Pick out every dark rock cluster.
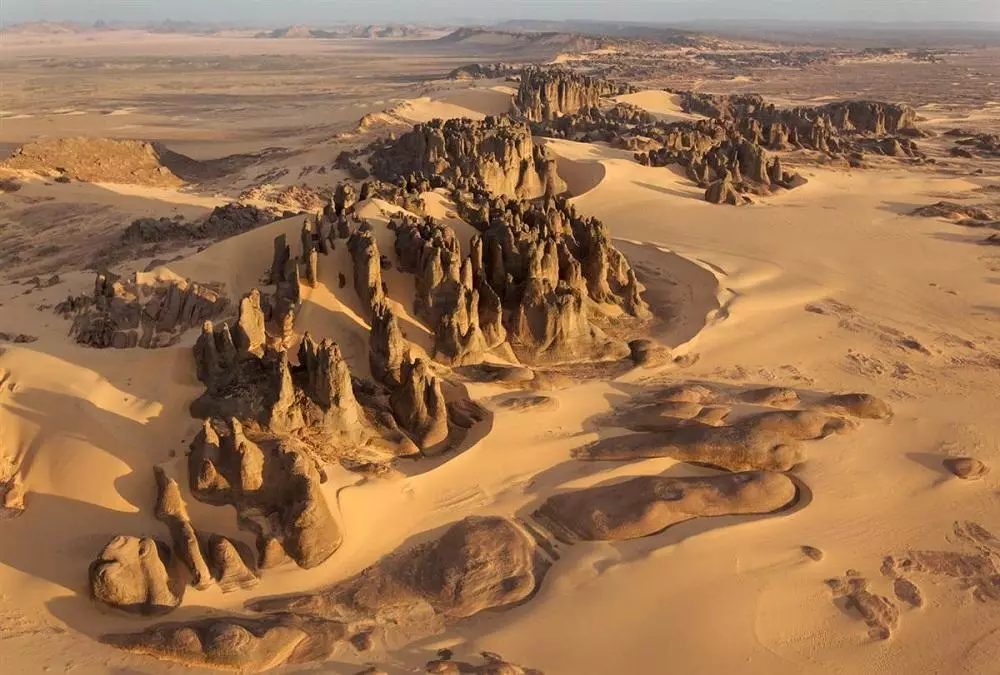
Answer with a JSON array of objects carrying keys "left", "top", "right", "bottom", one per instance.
[
  {"left": 57, "top": 271, "right": 229, "bottom": 349},
  {"left": 369, "top": 116, "right": 566, "bottom": 199},
  {"left": 512, "top": 67, "right": 629, "bottom": 122},
  {"left": 384, "top": 187, "right": 649, "bottom": 367},
  {"left": 100, "top": 516, "right": 540, "bottom": 672},
  {"left": 446, "top": 62, "right": 522, "bottom": 80}
]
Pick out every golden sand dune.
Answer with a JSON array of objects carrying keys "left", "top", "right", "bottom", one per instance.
[{"left": 1, "top": 28, "right": 1000, "bottom": 675}]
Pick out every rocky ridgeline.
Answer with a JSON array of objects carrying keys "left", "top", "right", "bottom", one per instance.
[
  {"left": 512, "top": 67, "right": 629, "bottom": 122},
  {"left": 367, "top": 186, "right": 648, "bottom": 367},
  {"left": 369, "top": 116, "right": 565, "bottom": 199},
  {"left": 677, "top": 92, "right": 924, "bottom": 157},
  {"left": 446, "top": 62, "right": 522, "bottom": 80},
  {"left": 56, "top": 272, "right": 229, "bottom": 349}
]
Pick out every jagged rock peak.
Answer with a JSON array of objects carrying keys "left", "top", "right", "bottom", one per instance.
[
  {"left": 189, "top": 418, "right": 342, "bottom": 569},
  {"left": 56, "top": 271, "right": 228, "bottom": 350},
  {"left": 347, "top": 225, "right": 386, "bottom": 314},
  {"left": 369, "top": 298, "right": 408, "bottom": 387},
  {"left": 513, "top": 67, "right": 625, "bottom": 122},
  {"left": 390, "top": 358, "right": 449, "bottom": 454},
  {"left": 370, "top": 116, "right": 566, "bottom": 199},
  {"left": 153, "top": 466, "right": 213, "bottom": 590}
]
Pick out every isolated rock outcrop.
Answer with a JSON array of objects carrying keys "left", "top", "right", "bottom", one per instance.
[
  {"left": 390, "top": 358, "right": 449, "bottom": 453},
  {"left": 154, "top": 467, "right": 213, "bottom": 590},
  {"left": 369, "top": 298, "right": 408, "bottom": 387},
  {"left": 370, "top": 116, "right": 566, "bottom": 199},
  {"left": 101, "top": 517, "right": 537, "bottom": 671},
  {"left": 513, "top": 68, "right": 623, "bottom": 122},
  {"left": 58, "top": 271, "right": 229, "bottom": 349},
  {"left": 348, "top": 226, "right": 386, "bottom": 314},
  {"left": 534, "top": 471, "right": 797, "bottom": 541},
  {"left": 101, "top": 615, "right": 343, "bottom": 673},
  {"left": 89, "top": 536, "right": 184, "bottom": 615},
  {"left": 247, "top": 516, "right": 538, "bottom": 637},
  {"left": 209, "top": 535, "right": 259, "bottom": 593},
  {"left": 188, "top": 418, "right": 342, "bottom": 569}
]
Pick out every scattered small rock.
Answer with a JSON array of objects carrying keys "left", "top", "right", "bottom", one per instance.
[
  {"left": 802, "top": 545, "right": 825, "bottom": 562},
  {"left": 944, "top": 457, "right": 989, "bottom": 481}
]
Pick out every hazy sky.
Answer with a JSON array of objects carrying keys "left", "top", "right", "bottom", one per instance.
[{"left": 4, "top": 0, "right": 1000, "bottom": 25}]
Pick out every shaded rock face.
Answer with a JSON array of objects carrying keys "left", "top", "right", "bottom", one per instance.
[
  {"left": 512, "top": 68, "right": 624, "bottom": 122},
  {"left": 370, "top": 116, "right": 566, "bottom": 199},
  {"left": 89, "top": 536, "right": 184, "bottom": 615},
  {"left": 192, "top": 288, "right": 410, "bottom": 466},
  {"left": 509, "top": 278, "right": 624, "bottom": 364},
  {"left": 390, "top": 358, "right": 449, "bottom": 454},
  {"left": 369, "top": 298, "right": 408, "bottom": 387},
  {"left": 101, "top": 615, "right": 344, "bottom": 673},
  {"left": 348, "top": 226, "right": 386, "bottom": 315},
  {"left": 189, "top": 418, "right": 342, "bottom": 569},
  {"left": 385, "top": 189, "right": 648, "bottom": 367},
  {"left": 248, "top": 515, "right": 538, "bottom": 634},
  {"left": 57, "top": 272, "right": 228, "bottom": 349},
  {"left": 534, "top": 471, "right": 797, "bottom": 542},
  {"left": 154, "top": 467, "right": 213, "bottom": 590},
  {"left": 101, "top": 517, "right": 537, "bottom": 672}
]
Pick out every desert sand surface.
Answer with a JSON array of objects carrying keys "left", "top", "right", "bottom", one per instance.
[{"left": 2, "top": 23, "right": 1000, "bottom": 675}]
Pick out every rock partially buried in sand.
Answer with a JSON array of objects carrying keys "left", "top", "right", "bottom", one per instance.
[
  {"left": 817, "top": 393, "right": 892, "bottom": 420},
  {"left": 426, "top": 652, "right": 545, "bottom": 675},
  {"left": 189, "top": 419, "right": 342, "bottom": 570},
  {"left": 577, "top": 410, "right": 851, "bottom": 471},
  {"left": 944, "top": 457, "right": 989, "bottom": 481},
  {"left": 209, "top": 535, "right": 259, "bottom": 593},
  {"left": 89, "top": 536, "right": 184, "bottom": 616},
  {"left": 101, "top": 614, "right": 345, "bottom": 673},
  {"left": 534, "top": 471, "right": 797, "bottom": 542},
  {"left": 247, "top": 516, "right": 538, "bottom": 641},
  {"left": 154, "top": 467, "right": 213, "bottom": 590},
  {"left": 826, "top": 573, "right": 899, "bottom": 641}
]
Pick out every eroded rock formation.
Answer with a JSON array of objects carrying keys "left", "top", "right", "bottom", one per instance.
[
  {"left": 57, "top": 271, "right": 228, "bottom": 349},
  {"left": 188, "top": 417, "right": 342, "bottom": 569},
  {"left": 369, "top": 116, "right": 566, "bottom": 199},
  {"left": 534, "top": 471, "right": 797, "bottom": 542},
  {"left": 89, "top": 536, "right": 184, "bottom": 615},
  {"left": 512, "top": 67, "right": 624, "bottom": 122}
]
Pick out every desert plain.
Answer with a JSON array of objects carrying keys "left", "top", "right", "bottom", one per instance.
[{"left": 1, "top": 20, "right": 1000, "bottom": 675}]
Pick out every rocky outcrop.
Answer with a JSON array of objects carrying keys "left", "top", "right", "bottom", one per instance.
[
  {"left": 101, "top": 615, "right": 343, "bottom": 673},
  {"left": 154, "top": 467, "right": 212, "bottom": 590},
  {"left": 509, "top": 278, "right": 625, "bottom": 364},
  {"left": 348, "top": 226, "right": 386, "bottom": 314},
  {"left": 101, "top": 517, "right": 538, "bottom": 671},
  {"left": 512, "top": 68, "right": 623, "bottom": 122},
  {"left": 447, "top": 62, "right": 521, "bottom": 80},
  {"left": 369, "top": 116, "right": 566, "bottom": 199},
  {"left": 248, "top": 516, "right": 538, "bottom": 634},
  {"left": 209, "top": 535, "right": 259, "bottom": 592},
  {"left": 89, "top": 536, "right": 184, "bottom": 615},
  {"left": 57, "top": 271, "right": 229, "bottom": 349},
  {"left": 188, "top": 417, "right": 342, "bottom": 569},
  {"left": 534, "top": 471, "right": 797, "bottom": 542},
  {"left": 390, "top": 358, "right": 449, "bottom": 454},
  {"left": 369, "top": 298, "right": 408, "bottom": 387}
]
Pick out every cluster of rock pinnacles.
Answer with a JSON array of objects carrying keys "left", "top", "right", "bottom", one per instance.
[{"left": 82, "top": 69, "right": 906, "bottom": 672}]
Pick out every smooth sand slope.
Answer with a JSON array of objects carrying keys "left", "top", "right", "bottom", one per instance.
[{"left": 1, "top": 82, "right": 1000, "bottom": 675}]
